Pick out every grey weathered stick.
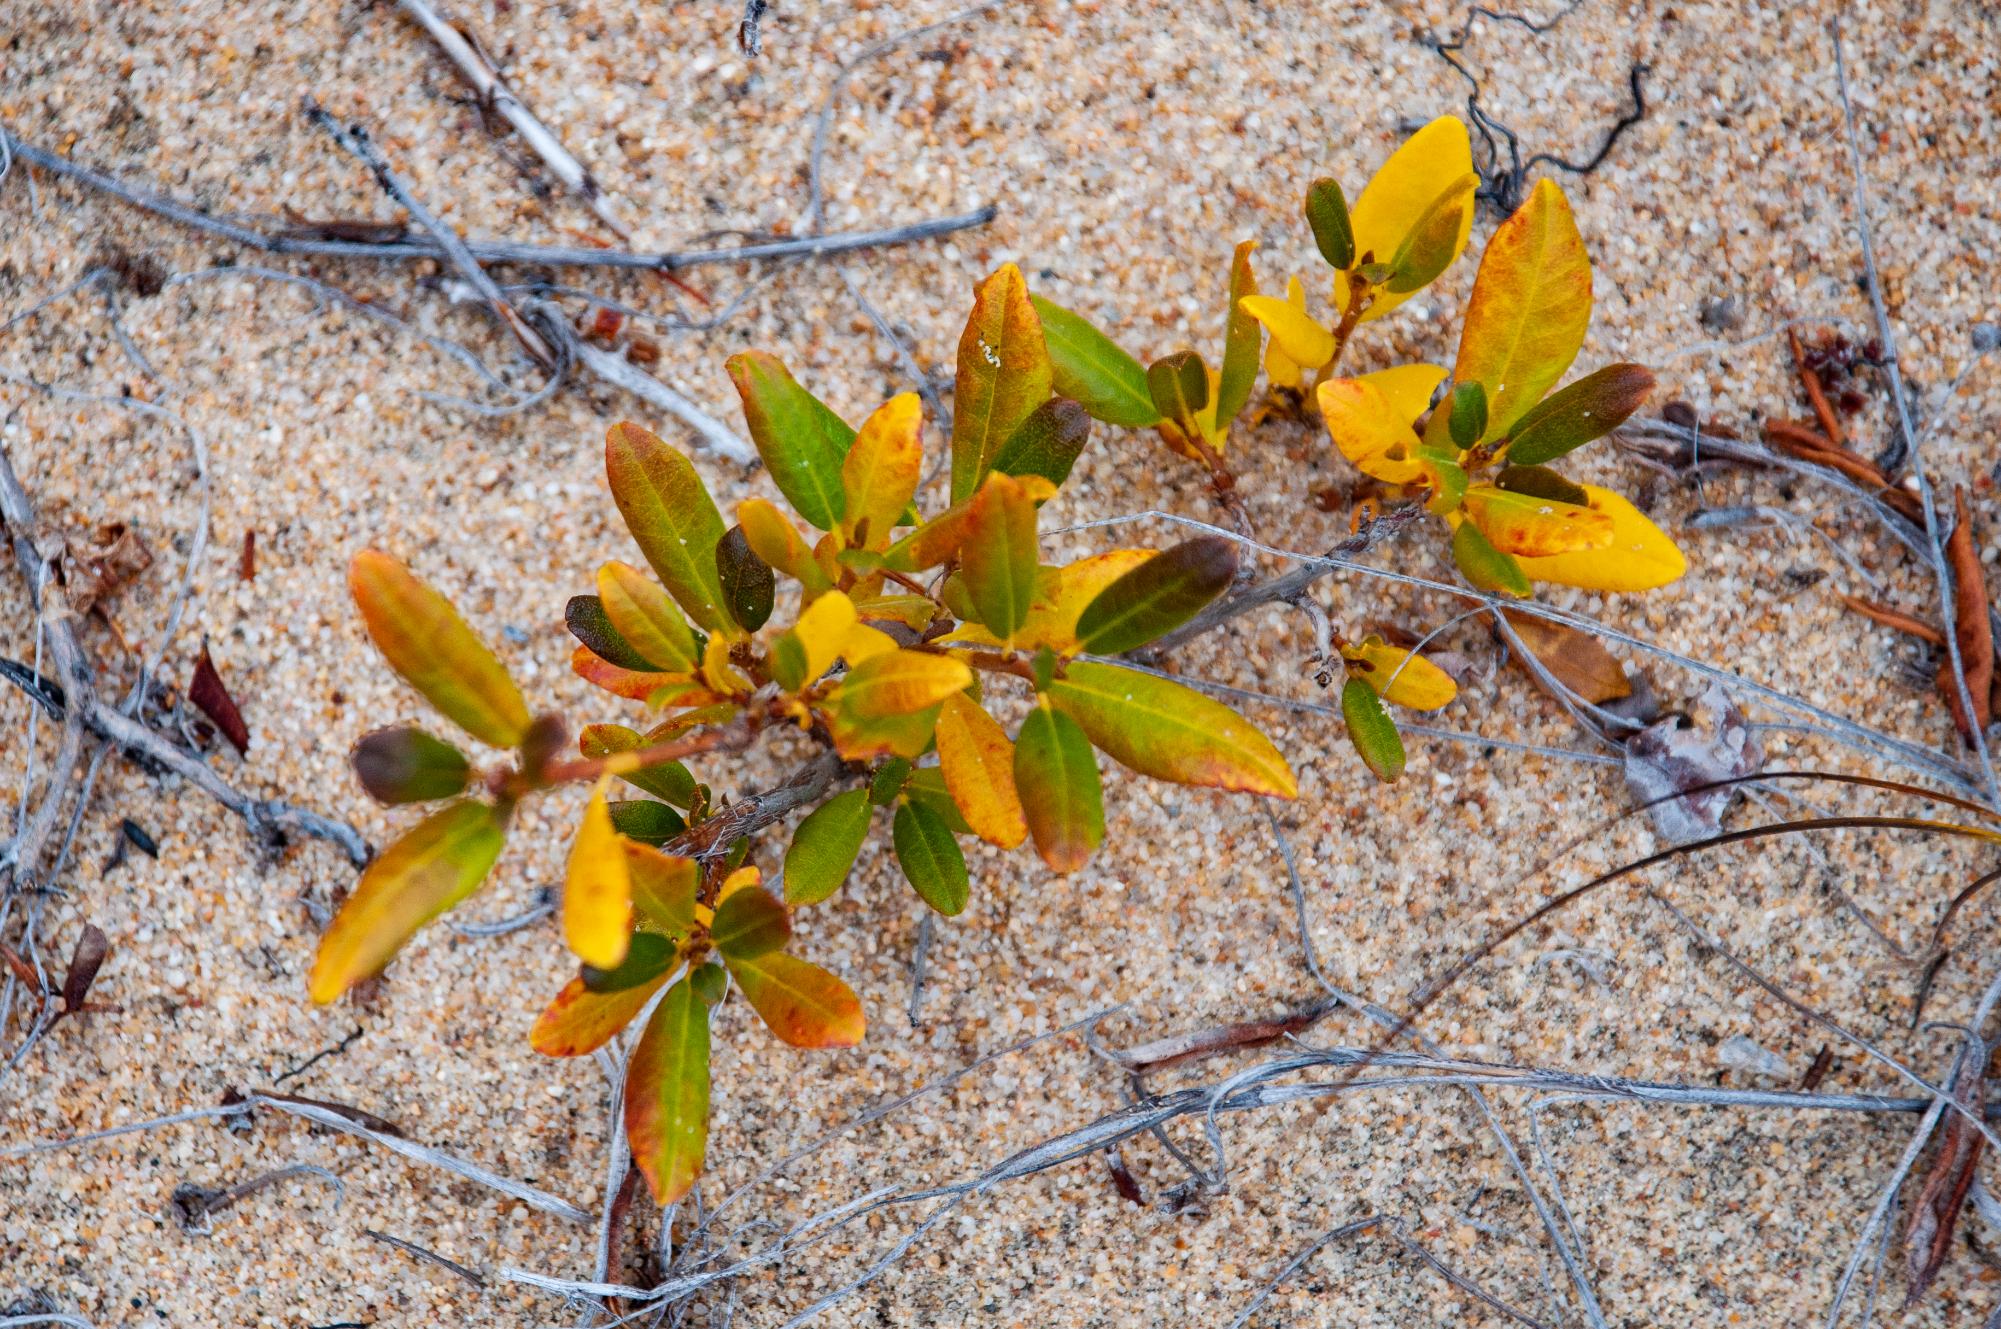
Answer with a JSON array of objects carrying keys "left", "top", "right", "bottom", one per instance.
[
  {"left": 0, "top": 128, "right": 993, "bottom": 273},
  {"left": 304, "top": 102, "right": 557, "bottom": 370},
  {"left": 365, "top": 1226, "right": 488, "bottom": 1287},
  {"left": 563, "top": 331, "right": 756, "bottom": 465},
  {"left": 395, "top": 0, "right": 631, "bottom": 241}
]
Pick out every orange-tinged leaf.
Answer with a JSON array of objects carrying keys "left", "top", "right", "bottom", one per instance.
[
  {"left": 309, "top": 799, "right": 505, "bottom": 1002},
  {"left": 1014, "top": 704, "right": 1103, "bottom": 873},
  {"left": 737, "top": 497, "right": 831, "bottom": 594},
  {"left": 951, "top": 263, "right": 1052, "bottom": 502},
  {"left": 626, "top": 841, "right": 698, "bottom": 935},
  {"left": 841, "top": 392, "right": 924, "bottom": 551},
  {"left": 851, "top": 594, "right": 941, "bottom": 632},
  {"left": 530, "top": 970, "right": 672, "bottom": 1057},
  {"left": 885, "top": 496, "right": 978, "bottom": 572},
  {"left": 1340, "top": 635, "right": 1458, "bottom": 711},
  {"left": 837, "top": 650, "right": 973, "bottom": 719},
  {"left": 604, "top": 422, "right": 733, "bottom": 634},
  {"left": 564, "top": 785, "right": 632, "bottom": 970},
  {"left": 1316, "top": 377, "right": 1429, "bottom": 485},
  {"left": 625, "top": 977, "right": 710, "bottom": 1203},
  {"left": 1462, "top": 484, "right": 1615, "bottom": 558},
  {"left": 597, "top": 561, "right": 699, "bottom": 672},
  {"left": 1340, "top": 114, "right": 1476, "bottom": 322},
  {"left": 1511, "top": 484, "right": 1688, "bottom": 592},
  {"left": 959, "top": 473, "right": 1039, "bottom": 640},
  {"left": 1238, "top": 294, "right": 1333, "bottom": 371},
  {"left": 1452, "top": 178, "right": 1592, "bottom": 438},
  {"left": 1047, "top": 662, "right": 1296, "bottom": 797},
  {"left": 349, "top": 551, "right": 530, "bottom": 748},
  {"left": 572, "top": 645, "right": 688, "bottom": 702},
  {"left": 826, "top": 701, "right": 943, "bottom": 762},
  {"left": 936, "top": 692, "right": 1026, "bottom": 848},
  {"left": 725, "top": 950, "right": 865, "bottom": 1048}
]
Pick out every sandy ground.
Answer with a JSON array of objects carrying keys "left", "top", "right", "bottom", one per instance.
[{"left": 3, "top": 0, "right": 2001, "bottom": 1324}]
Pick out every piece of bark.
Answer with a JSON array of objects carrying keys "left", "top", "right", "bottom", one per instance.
[
  {"left": 1903, "top": 1041, "right": 1989, "bottom": 1306},
  {"left": 59, "top": 924, "right": 109, "bottom": 1013}
]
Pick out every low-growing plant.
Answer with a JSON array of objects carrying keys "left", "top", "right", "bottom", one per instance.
[
  {"left": 1031, "top": 115, "right": 1684, "bottom": 775},
  {"left": 310, "top": 113, "right": 1684, "bottom": 1205}
]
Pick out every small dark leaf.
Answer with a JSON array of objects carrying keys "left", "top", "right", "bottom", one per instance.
[
  {"left": 1304, "top": 177, "right": 1355, "bottom": 270},
  {"left": 1447, "top": 382, "right": 1487, "bottom": 450},
  {"left": 608, "top": 799, "right": 687, "bottom": 845},
  {"left": 711, "top": 887, "right": 791, "bottom": 959},
  {"left": 1341, "top": 677, "right": 1405, "bottom": 782},
  {"left": 61, "top": 924, "right": 110, "bottom": 1013},
  {"left": 581, "top": 931, "right": 678, "bottom": 993},
  {"left": 190, "top": 644, "right": 250, "bottom": 754},
  {"left": 716, "top": 525, "right": 776, "bottom": 632},
  {"left": 1503, "top": 363, "right": 1657, "bottom": 466},
  {"left": 990, "top": 399, "right": 1092, "bottom": 489},
  {"left": 516, "top": 712, "right": 569, "bottom": 781},
  {"left": 564, "top": 595, "right": 662, "bottom": 672},
  {"left": 351, "top": 726, "right": 473, "bottom": 805},
  {"left": 1146, "top": 351, "right": 1209, "bottom": 434},
  {"left": 1495, "top": 464, "right": 1590, "bottom": 507},
  {"left": 892, "top": 800, "right": 970, "bottom": 916},
  {"left": 1075, "top": 535, "right": 1238, "bottom": 655},
  {"left": 121, "top": 819, "right": 159, "bottom": 859}
]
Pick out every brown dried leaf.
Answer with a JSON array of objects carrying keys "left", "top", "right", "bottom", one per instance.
[
  {"left": 60, "top": 521, "right": 152, "bottom": 613},
  {"left": 1903, "top": 1043, "right": 1988, "bottom": 1307},
  {"left": 1503, "top": 608, "right": 1631, "bottom": 704},
  {"left": 190, "top": 644, "right": 251, "bottom": 754},
  {"left": 60, "top": 924, "right": 109, "bottom": 1012},
  {"left": 1939, "top": 486, "right": 1994, "bottom": 744}
]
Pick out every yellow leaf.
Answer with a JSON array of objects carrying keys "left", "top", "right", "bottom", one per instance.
[
  {"left": 841, "top": 621, "right": 899, "bottom": 665},
  {"left": 1511, "top": 484, "right": 1688, "bottom": 591},
  {"left": 1358, "top": 363, "right": 1448, "bottom": 426},
  {"left": 851, "top": 594, "right": 940, "bottom": 631},
  {"left": 1340, "top": 635, "right": 1458, "bottom": 711},
  {"left": 935, "top": 692, "right": 1027, "bottom": 848},
  {"left": 596, "top": 561, "right": 700, "bottom": 670},
  {"left": 1263, "top": 276, "right": 1308, "bottom": 389},
  {"left": 792, "top": 588, "right": 858, "bottom": 681},
  {"left": 309, "top": 800, "right": 505, "bottom": 1002},
  {"left": 1316, "top": 377, "right": 1428, "bottom": 484},
  {"left": 1461, "top": 484, "right": 1615, "bottom": 558},
  {"left": 1453, "top": 178, "right": 1592, "bottom": 438},
  {"left": 841, "top": 392, "right": 924, "bottom": 551},
  {"left": 1238, "top": 294, "right": 1334, "bottom": 371},
  {"left": 564, "top": 784, "right": 632, "bottom": 969},
  {"left": 837, "top": 650, "right": 973, "bottom": 719},
  {"left": 698, "top": 634, "right": 751, "bottom": 695},
  {"left": 736, "top": 498, "right": 830, "bottom": 594},
  {"left": 1339, "top": 115, "right": 1477, "bottom": 323}
]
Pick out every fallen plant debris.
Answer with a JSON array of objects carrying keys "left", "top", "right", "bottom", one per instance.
[
  {"left": 188, "top": 642, "right": 252, "bottom": 754},
  {"left": 1621, "top": 684, "right": 1764, "bottom": 842},
  {"left": 1501, "top": 608, "right": 1632, "bottom": 706},
  {"left": 169, "top": 1164, "right": 344, "bottom": 1235},
  {"left": 1903, "top": 1034, "right": 1991, "bottom": 1307},
  {"left": 59, "top": 519, "right": 152, "bottom": 614}
]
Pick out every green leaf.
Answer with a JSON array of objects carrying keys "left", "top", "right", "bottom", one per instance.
[
  {"left": 580, "top": 723, "right": 697, "bottom": 806},
  {"left": 782, "top": 788, "right": 873, "bottom": 905},
  {"left": 715, "top": 525, "right": 776, "bottom": 632},
  {"left": 892, "top": 800, "right": 970, "bottom": 916},
  {"left": 1447, "top": 382, "right": 1487, "bottom": 450},
  {"left": 609, "top": 798, "right": 688, "bottom": 845},
  {"left": 626, "top": 841, "right": 698, "bottom": 936},
  {"left": 991, "top": 398, "right": 1091, "bottom": 489},
  {"left": 582, "top": 930, "right": 678, "bottom": 993},
  {"left": 902, "top": 766, "right": 972, "bottom": 835},
  {"left": 710, "top": 886, "right": 791, "bottom": 960},
  {"left": 1215, "top": 240, "right": 1262, "bottom": 428},
  {"left": 1451, "top": 520, "right": 1532, "bottom": 597},
  {"left": 952, "top": 263, "right": 1053, "bottom": 502},
  {"left": 1046, "top": 662, "right": 1295, "bottom": 797},
  {"left": 1496, "top": 464, "right": 1591, "bottom": 507},
  {"left": 349, "top": 551, "right": 531, "bottom": 749},
  {"left": 1029, "top": 294, "right": 1160, "bottom": 429},
  {"left": 960, "top": 474, "right": 1040, "bottom": 641},
  {"left": 724, "top": 950, "right": 865, "bottom": 1047},
  {"left": 625, "top": 976, "right": 711, "bottom": 1203},
  {"left": 1074, "top": 535, "right": 1237, "bottom": 654},
  {"left": 870, "top": 757, "right": 913, "bottom": 806},
  {"left": 1385, "top": 173, "right": 1479, "bottom": 294},
  {"left": 351, "top": 726, "right": 471, "bottom": 805},
  {"left": 689, "top": 961, "right": 727, "bottom": 1006},
  {"left": 565, "top": 594, "right": 661, "bottom": 672},
  {"left": 1013, "top": 705, "right": 1103, "bottom": 873},
  {"left": 1146, "top": 351, "right": 1209, "bottom": 434},
  {"left": 1304, "top": 177, "right": 1356, "bottom": 270},
  {"left": 604, "top": 422, "right": 732, "bottom": 634},
  {"left": 1341, "top": 676, "right": 1406, "bottom": 782},
  {"left": 725, "top": 350, "right": 853, "bottom": 531},
  {"left": 308, "top": 799, "right": 506, "bottom": 1002},
  {"left": 1503, "top": 363, "right": 1657, "bottom": 466},
  {"left": 598, "top": 562, "right": 700, "bottom": 672}
]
